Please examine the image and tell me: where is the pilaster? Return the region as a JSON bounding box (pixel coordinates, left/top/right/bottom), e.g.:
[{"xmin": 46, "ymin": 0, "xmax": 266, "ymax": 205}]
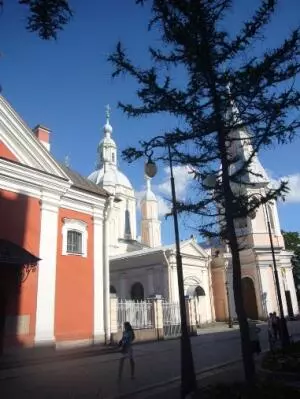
[
  {"xmin": 93, "ymin": 209, "xmax": 105, "ymax": 342},
  {"xmin": 35, "ymin": 193, "xmax": 60, "ymax": 344}
]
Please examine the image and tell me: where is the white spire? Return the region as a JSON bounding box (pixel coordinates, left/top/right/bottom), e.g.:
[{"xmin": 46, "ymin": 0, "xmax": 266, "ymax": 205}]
[
  {"xmin": 143, "ymin": 175, "xmax": 157, "ymax": 201},
  {"xmin": 103, "ymin": 104, "xmax": 113, "ymax": 136},
  {"xmin": 141, "ymin": 175, "xmax": 161, "ymax": 248},
  {"xmin": 225, "ymin": 84, "xmax": 269, "ymax": 185}
]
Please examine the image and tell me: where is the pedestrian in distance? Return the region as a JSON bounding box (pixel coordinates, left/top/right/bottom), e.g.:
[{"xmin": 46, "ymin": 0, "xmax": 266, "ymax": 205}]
[
  {"xmin": 118, "ymin": 321, "xmax": 135, "ymax": 382},
  {"xmin": 268, "ymin": 312, "xmax": 276, "ymax": 351},
  {"xmin": 248, "ymin": 318, "xmax": 261, "ymax": 355}
]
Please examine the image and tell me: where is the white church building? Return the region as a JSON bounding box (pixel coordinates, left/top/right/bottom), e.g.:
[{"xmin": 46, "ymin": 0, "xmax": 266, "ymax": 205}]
[
  {"xmin": 88, "ymin": 107, "xmax": 299, "ymax": 324},
  {"xmin": 0, "ymin": 94, "xmax": 298, "ymax": 353}
]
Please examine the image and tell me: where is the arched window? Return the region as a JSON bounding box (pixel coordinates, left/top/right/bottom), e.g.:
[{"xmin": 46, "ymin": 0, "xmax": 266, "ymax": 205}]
[
  {"xmin": 131, "ymin": 282, "xmax": 144, "ymax": 301},
  {"xmin": 112, "ymin": 152, "xmax": 115, "ymax": 163},
  {"xmin": 62, "ymin": 219, "xmax": 88, "ymax": 257},
  {"xmin": 195, "ymin": 286, "xmax": 205, "ymax": 297},
  {"xmin": 67, "ymin": 230, "xmax": 82, "ymax": 254}
]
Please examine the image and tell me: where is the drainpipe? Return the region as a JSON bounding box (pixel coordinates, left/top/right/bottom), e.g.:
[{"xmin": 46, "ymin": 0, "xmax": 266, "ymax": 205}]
[{"xmin": 103, "ymin": 194, "xmax": 115, "ymax": 344}]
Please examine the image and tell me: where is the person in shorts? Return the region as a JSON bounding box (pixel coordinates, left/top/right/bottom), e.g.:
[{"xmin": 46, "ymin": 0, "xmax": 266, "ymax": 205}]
[{"xmin": 118, "ymin": 321, "xmax": 135, "ymax": 381}]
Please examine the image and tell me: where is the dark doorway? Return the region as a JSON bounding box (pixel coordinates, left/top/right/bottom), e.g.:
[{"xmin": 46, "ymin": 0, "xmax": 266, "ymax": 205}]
[
  {"xmin": 110, "ymin": 285, "xmax": 117, "ymax": 295},
  {"xmin": 0, "ymin": 263, "xmax": 21, "ymax": 353},
  {"xmin": 242, "ymin": 277, "xmax": 258, "ymax": 320},
  {"xmin": 285, "ymin": 290, "xmax": 294, "ymax": 319},
  {"xmin": 0, "ymin": 292, "xmax": 6, "ymax": 354},
  {"xmin": 131, "ymin": 282, "xmax": 144, "ymax": 301}
]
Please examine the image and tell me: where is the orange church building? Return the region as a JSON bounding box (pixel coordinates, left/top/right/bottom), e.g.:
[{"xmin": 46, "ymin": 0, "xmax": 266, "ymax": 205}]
[{"xmin": 0, "ymin": 95, "xmax": 112, "ymax": 353}]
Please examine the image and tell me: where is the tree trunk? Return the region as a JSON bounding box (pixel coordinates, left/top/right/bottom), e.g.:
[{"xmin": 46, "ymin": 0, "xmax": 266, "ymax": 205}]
[{"xmin": 228, "ymin": 224, "xmax": 256, "ymax": 386}]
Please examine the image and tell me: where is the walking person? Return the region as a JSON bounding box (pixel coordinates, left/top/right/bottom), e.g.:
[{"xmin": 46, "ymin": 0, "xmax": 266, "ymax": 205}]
[
  {"xmin": 248, "ymin": 318, "xmax": 261, "ymax": 355},
  {"xmin": 271, "ymin": 312, "xmax": 279, "ymax": 341},
  {"xmin": 118, "ymin": 321, "xmax": 135, "ymax": 382},
  {"xmin": 268, "ymin": 313, "xmax": 275, "ymax": 351}
]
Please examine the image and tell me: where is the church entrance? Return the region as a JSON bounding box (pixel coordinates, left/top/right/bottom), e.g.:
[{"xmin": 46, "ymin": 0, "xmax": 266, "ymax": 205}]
[
  {"xmin": 241, "ymin": 277, "xmax": 258, "ymax": 320},
  {"xmin": 131, "ymin": 282, "xmax": 144, "ymax": 301},
  {"xmin": 0, "ymin": 263, "xmax": 21, "ymax": 354}
]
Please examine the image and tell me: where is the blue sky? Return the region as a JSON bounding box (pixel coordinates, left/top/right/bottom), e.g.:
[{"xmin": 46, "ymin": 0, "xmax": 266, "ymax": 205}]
[{"xmin": 1, "ymin": 0, "xmax": 300, "ymax": 244}]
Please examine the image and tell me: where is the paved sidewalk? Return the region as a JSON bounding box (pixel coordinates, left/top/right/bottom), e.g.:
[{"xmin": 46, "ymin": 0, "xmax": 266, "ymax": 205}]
[
  {"xmin": 0, "ymin": 321, "xmax": 299, "ymax": 399},
  {"xmin": 0, "ymin": 322, "xmax": 239, "ymax": 370},
  {"xmin": 134, "ymin": 360, "xmax": 245, "ymax": 399}
]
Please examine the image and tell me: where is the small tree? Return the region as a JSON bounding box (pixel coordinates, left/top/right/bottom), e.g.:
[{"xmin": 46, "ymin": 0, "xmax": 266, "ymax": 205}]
[
  {"xmin": 109, "ymin": 0, "xmax": 300, "ymax": 388},
  {"xmin": 283, "ymin": 231, "xmax": 300, "ymax": 301},
  {"xmin": 0, "ymin": 0, "xmax": 72, "ymax": 40}
]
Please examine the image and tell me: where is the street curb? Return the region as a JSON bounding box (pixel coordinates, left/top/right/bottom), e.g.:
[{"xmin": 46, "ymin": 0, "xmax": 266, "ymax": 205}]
[
  {"xmin": 0, "ymin": 327, "xmax": 240, "ymax": 372},
  {"xmin": 108, "ymin": 348, "xmax": 272, "ymax": 399},
  {"xmin": 108, "ymin": 358, "xmax": 243, "ymax": 399}
]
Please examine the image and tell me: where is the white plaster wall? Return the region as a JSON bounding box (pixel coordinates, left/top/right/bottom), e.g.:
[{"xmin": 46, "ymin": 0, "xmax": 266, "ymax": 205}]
[
  {"xmin": 182, "ymin": 264, "xmax": 213, "ymax": 323},
  {"xmin": 93, "ymin": 212, "xmax": 104, "ymax": 340},
  {"xmin": 285, "ymin": 268, "xmax": 299, "ymax": 316},
  {"xmin": 35, "ymin": 195, "xmax": 59, "ymax": 344},
  {"xmin": 110, "ymin": 265, "xmax": 164, "ymax": 299},
  {"xmin": 259, "ymin": 266, "xmax": 278, "ymax": 315},
  {"xmin": 278, "ymin": 268, "xmax": 288, "ymax": 316}
]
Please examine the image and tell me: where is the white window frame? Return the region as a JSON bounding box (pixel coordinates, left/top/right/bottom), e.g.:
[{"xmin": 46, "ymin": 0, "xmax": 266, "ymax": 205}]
[{"xmin": 62, "ymin": 219, "xmax": 88, "ymax": 257}]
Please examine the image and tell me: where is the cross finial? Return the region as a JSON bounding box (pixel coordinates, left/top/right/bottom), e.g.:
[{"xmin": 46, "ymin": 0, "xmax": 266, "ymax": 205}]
[
  {"xmin": 105, "ymin": 104, "xmax": 111, "ymax": 123},
  {"xmin": 64, "ymin": 155, "xmax": 70, "ymax": 167}
]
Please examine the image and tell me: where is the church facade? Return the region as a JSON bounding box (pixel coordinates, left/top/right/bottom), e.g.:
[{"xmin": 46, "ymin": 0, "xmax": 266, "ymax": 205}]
[{"xmin": 0, "ymin": 94, "xmax": 298, "ymax": 353}]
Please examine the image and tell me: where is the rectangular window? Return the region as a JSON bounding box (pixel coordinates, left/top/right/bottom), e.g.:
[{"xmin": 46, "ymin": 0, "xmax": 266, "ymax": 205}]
[{"xmin": 67, "ymin": 230, "xmax": 82, "ymax": 254}]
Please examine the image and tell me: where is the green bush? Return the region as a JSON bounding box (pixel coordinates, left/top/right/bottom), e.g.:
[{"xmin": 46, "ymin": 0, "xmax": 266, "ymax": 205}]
[{"xmin": 262, "ymin": 340, "xmax": 300, "ymax": 373}]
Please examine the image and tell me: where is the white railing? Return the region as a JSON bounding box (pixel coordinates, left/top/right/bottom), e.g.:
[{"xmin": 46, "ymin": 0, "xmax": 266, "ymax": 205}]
[
  {"xmin": 162, "ymin": 301, "xmax": 181, "ymax": 338},
  {"xmin": 117, "ymin": 300, "xmax": 154, "ymax": 330}
]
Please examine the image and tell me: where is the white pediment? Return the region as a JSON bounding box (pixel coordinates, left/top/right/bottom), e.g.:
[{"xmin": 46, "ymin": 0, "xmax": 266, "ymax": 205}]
[
  {"xmin": 0, "ymin": 95, "xmax": 68, "ymax": 179},
  {"xmin": 180, "ymin": 240, "xmax": 209, "ymax": 259}
]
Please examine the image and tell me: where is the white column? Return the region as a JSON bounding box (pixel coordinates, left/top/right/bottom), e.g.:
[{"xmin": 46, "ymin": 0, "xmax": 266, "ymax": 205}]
[
  {"xmin": 35, "ymin": 194, "xmax": 59, "ymax": 344},
  {"xmin": 147, "ymin": 268, "xmax": 154, "ymax": 296},
  {"xmin": 171, "ymin": 265, "xmax": 179, "ymax": 302},
  {"xmin": 120, "ymin": 272, "xmax": 127, "ymax": 299},
  {"xmin": 93, "ymin": 210, "xmax": 104, "ymax": 342},
  {"xmin": 278, "ymin": 268, "xmax": 288, "ymax": 316},
  {"xmin": 103, "ymin": 214, "xmax": 110, "ymax": 342},
  {"xmin": 286, "ymin": 268, "xmax": 299, "ymax": 315}
]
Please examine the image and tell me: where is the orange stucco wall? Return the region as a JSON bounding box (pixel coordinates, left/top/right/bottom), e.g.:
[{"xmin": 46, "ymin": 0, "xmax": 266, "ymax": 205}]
[
  {"xmin": 0, "ymin": 141, "xmax": 19, "ymax": 162},
  {"xmin": 0, "ymin": 189, "xmax": 40, "ymax": 347},
  {"xmin": 55, "ymin": 208, "xmax": 94, "ymax": 342},
  {"xmin": 211, "ymin": 269, "xmax": 227, "ymax": 321}
]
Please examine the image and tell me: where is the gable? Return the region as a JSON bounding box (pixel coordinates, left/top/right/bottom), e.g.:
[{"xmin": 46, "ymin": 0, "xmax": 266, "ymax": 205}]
[
  {"xmin": 0, "ymin": 95, "xmax": 68, "ymax": 179},
  {"xmin": 180, "ymin": 240, "xmax": 209, "ymax": 259},
  {"xmin": 0, "ymin": 140, "xmax": 20, "ymax": 163}
]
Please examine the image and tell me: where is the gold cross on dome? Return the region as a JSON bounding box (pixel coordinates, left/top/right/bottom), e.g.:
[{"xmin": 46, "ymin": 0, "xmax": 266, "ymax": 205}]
[{"xmin": 105, "ymin": 104, "xmax": 111, "ymax": 123}]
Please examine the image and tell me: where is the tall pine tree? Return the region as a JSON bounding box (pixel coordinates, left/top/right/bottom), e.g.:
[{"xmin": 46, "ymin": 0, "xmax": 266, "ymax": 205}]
[
  {"xmin": 0, "ymin": 0, "xmax": 72, "ymax": 40},
  {"xmin": 109, "ymin": 0, "xmax": 300, "ymax": 388}
]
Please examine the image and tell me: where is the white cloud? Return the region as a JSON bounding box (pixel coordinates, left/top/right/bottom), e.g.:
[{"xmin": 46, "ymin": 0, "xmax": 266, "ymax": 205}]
[
  {"xmin": 135, "ymin": 165, "xmax": 193, "ymax": 218},
  {"xmin": 156, "ymin": 195, "xmax": 171, "ymax": 217},
  {"xmin": 155, "ymin": 165, "xmax": 194, "ymax": 200},
  {"xmin": 271, "ymin": 173, "xmax": 300, "ymax": 203}
]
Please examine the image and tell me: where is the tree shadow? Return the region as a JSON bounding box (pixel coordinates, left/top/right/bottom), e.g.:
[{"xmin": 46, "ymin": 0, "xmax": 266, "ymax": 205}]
[{"xmin": 0, "ymin": 190, "xmax": 40, "ymax": 357}]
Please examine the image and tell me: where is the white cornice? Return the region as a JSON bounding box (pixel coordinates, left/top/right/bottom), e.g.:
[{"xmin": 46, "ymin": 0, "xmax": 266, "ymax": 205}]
[
  {"xmin": 0, "ymin": 95, "xmax": 68, "ymax": 178},
  {"xmin": 0, "ymin": 158, "xmax": 70, "ymax": 195},
  {"xmin": 0, "ymin": 159, "xmax": 107, "ymax": 216}
]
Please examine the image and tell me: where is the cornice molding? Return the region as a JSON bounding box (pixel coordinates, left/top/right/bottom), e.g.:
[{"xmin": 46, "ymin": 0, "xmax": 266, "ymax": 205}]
[{"xmin": 0, "ymin": 96, "xmax": 68, "ymax": 178}]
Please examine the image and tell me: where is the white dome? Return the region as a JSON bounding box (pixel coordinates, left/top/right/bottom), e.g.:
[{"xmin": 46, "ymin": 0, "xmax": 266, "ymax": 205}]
[
  {"xmin": 103, "ymin": 122, "xmax": 113, "ymax": 135},
  {"xmin": 88, "ymin": 167, "xmax": 133, "ymax": 189}
]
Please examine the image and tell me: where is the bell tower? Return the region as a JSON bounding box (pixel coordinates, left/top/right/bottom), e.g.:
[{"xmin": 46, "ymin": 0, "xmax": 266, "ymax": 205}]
[{"xmin": 140, "ymin": 176, "xmax": 161, "ymax": 248}]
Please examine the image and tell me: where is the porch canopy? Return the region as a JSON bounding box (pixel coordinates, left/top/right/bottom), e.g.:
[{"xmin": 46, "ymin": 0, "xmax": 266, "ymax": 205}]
[{"xmin": 0, "ymin": 239, "xmax": 40, "ymax": 265}]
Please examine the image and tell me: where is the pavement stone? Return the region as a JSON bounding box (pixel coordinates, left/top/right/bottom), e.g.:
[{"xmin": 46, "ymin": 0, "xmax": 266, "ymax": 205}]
[{"xmin": 0, "ymin": 321, "xmax": 299, "ymax": 399}]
